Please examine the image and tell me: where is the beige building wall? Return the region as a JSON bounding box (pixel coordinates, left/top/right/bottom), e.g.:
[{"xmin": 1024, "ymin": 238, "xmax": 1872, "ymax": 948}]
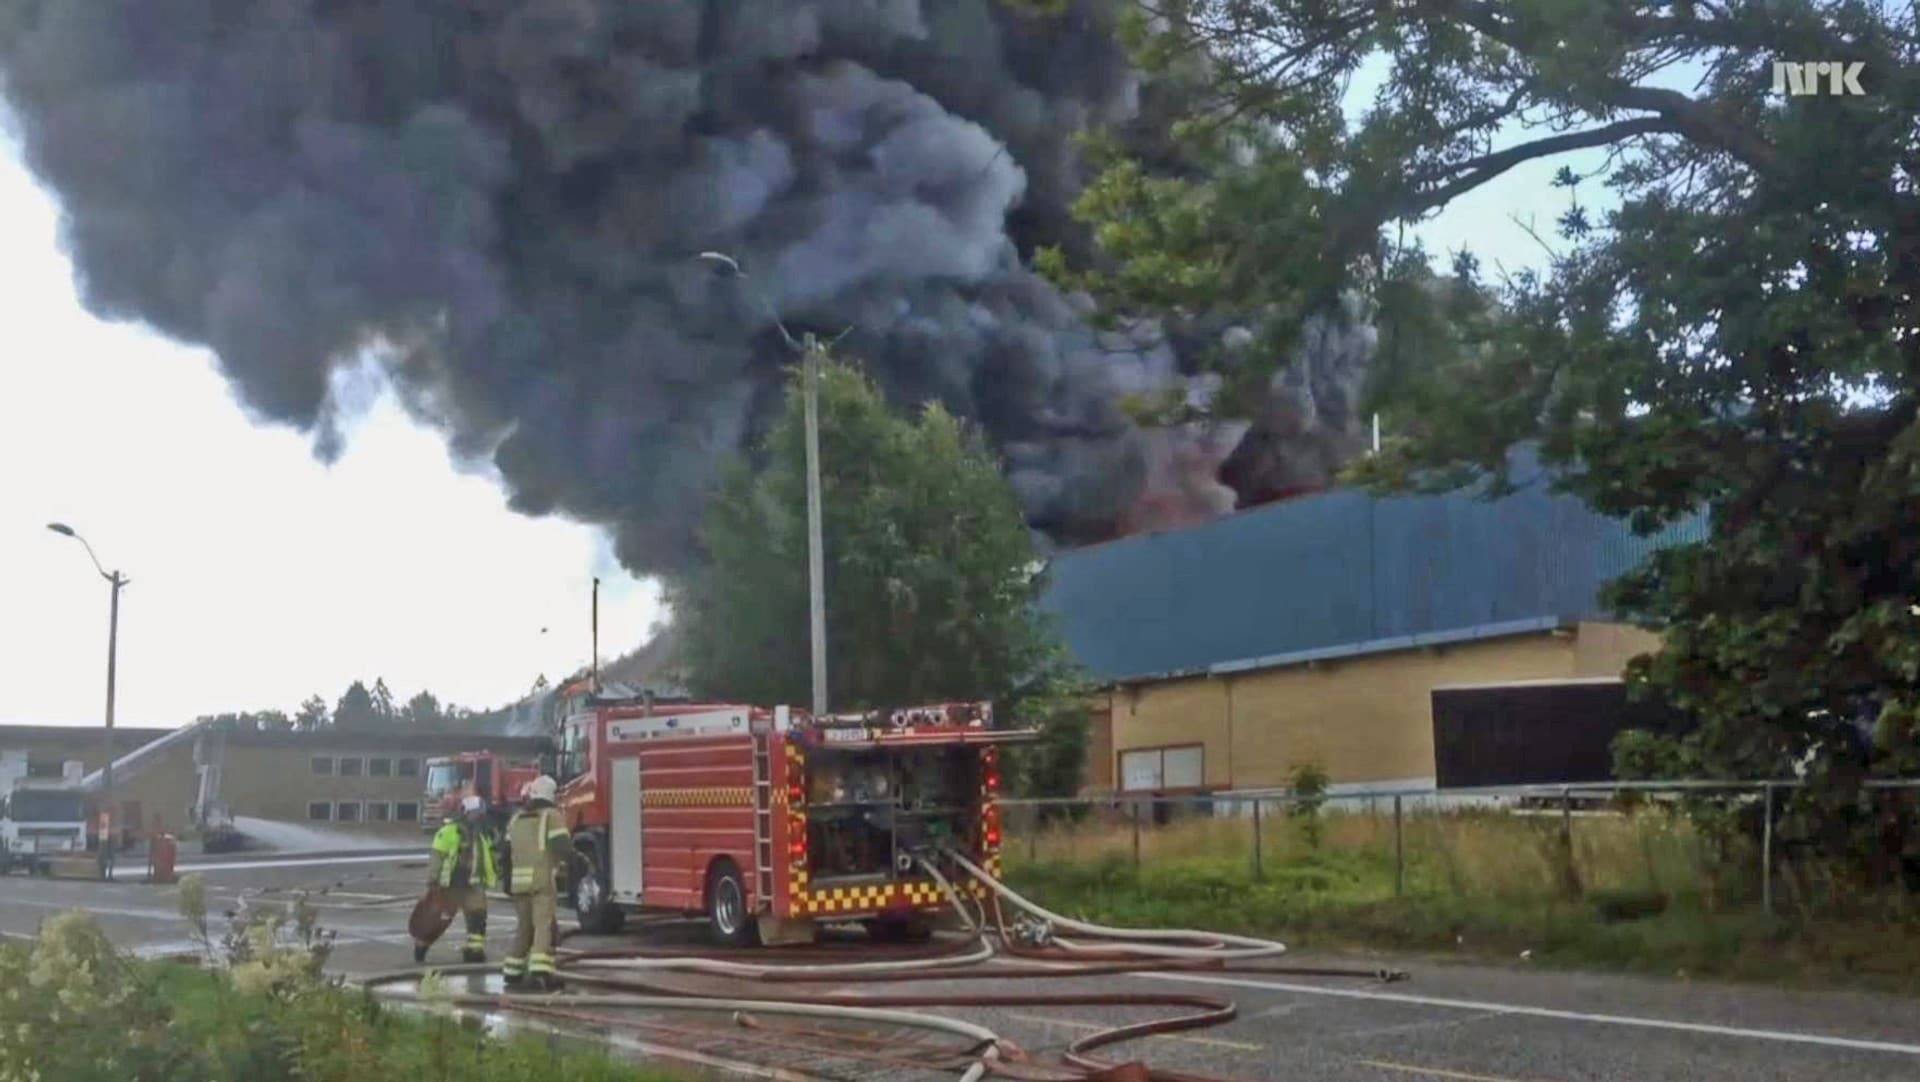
[
  {"xmin": 1101, "ymin": 621, "xmax": 1662, "ymax": 793},
  {"xmin": 0, "ymin": 729, "xmax": 197, "ymax": 836},
  {"xmin": 220, "ymin": 744, "xmax": 433, "ymax": 837},
  {"xmin": 1571, "ymin": 620, "xmax": 1662, "ymax": 677},
  {"xmin": 1, "ymin": 727, "xmax": 545, "ymax": 839}
]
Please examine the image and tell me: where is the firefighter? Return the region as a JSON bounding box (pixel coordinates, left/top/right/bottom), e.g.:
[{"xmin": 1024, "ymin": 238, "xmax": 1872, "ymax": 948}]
[
  {"xmin": 503, "ymin": 775, "xmax": 571, "ymax": 990},
  {"xmin": 417, "ymin": 794, "xmax": 498, "ymax": 964}
]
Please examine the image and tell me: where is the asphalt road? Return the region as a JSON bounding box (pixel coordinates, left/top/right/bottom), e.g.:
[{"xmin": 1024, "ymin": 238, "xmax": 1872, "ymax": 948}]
[{"xmin": 2, "ymin": 854, "xmax": 1917, "ymax": 1081}]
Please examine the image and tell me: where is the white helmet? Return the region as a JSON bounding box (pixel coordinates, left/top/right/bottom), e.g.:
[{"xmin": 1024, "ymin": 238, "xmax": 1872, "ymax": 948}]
[{"xmin": 524, "ymin": 775, "xmax": 558, "ymax": 804}]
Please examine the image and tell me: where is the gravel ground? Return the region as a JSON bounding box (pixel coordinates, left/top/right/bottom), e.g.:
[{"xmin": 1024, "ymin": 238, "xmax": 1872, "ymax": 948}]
[{"xmin": 2, "ymin": 855, "xmax": 1917, "ymax": 1081}]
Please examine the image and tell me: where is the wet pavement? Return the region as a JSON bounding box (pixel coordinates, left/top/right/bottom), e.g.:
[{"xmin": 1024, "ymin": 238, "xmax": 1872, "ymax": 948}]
[{"xmin": 2, "ymin": 854, "xmax": 1918, "ymax": 1081}]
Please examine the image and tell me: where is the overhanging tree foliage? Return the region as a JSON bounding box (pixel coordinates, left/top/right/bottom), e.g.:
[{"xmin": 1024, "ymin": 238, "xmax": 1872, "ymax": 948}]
[
  {"xmin": 669, "ymin": 358, "xmax": 1089, "ymax": 797},
  {"xmin": 1030, "ymin": 1, "xmax": 1920, "ymax": 804}
]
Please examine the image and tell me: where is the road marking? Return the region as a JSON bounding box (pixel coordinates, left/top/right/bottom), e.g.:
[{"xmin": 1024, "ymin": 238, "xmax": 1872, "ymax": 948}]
[
  {"xmin": 432, "ymin": 999, "xmax": 817, "ymax": 1081},
  {"xmin": 154, "ymin": 853, "xmax": 421, "ymax": 874},
  {"xmin": 3, "ymin": 897, "xmax": 186, "ymax": 923},
  {"xmin": 1139, "ymin": 973, "xmax": 1920, "ymax": 1057},
  {"xmin": 1333, "ymin": 1009, "xmax": 1509, "ymax": 1042},
  {"xmin": 1004, "ymin": 1013, "xmax": 1264, "ymax": 1052},
  {"xmin": 1355, "ymin": 1059, "xmax": 1553, "ymax": 1082}
]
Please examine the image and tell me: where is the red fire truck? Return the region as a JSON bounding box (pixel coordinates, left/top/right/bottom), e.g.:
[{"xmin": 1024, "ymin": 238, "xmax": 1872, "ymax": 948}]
[
  {"xmin": 553, "ymin": 697, "xmax": 1029, "ymax": 945},
  {"xmin": 421, "ymin": 750, "xmax": 544, "ymax": 833}
]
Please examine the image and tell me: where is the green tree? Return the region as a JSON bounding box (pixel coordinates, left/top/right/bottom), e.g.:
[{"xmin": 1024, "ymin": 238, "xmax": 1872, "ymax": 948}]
[
  {"xmin": 370, "ymin": 678, "xmax": 398, "ymax": 726},
  {"xmin": 1035, "ymin": 3, "xmax": 1920, "ymax": 801},
  {"xmin": 193, "ymin": 710, "xmax": 288, "ymax": 733},
  {"xmin": 251, "ymin": 710, "xmax": 292, "ymax": 733},
  {"xmin": 333, "ymin": 681, "xmax": 378, "ymax": 731},
  {"xmin": 404, "ymin": 690, "xmax": 444, "ymax": 730},
  {"xmin": 669, "ymin": 356, "xmax": 1089, "ymax": 796},
  {"xmin": 294, "ymin": 695, "xmax": 330, "ymax": 732}
]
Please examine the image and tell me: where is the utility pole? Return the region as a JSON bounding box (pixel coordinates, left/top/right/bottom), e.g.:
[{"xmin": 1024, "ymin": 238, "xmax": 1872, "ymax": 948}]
[
  {"xmin": 802, "ymin": 334, "xmax": 828, "ymax": 717},
  {"xmin": 696, "ymin": 251, "xmax": 831, "ymax": 717},
  {"xmin": 103, "ymin": 569, "xmax": 123, "ymax": 819},
  {"xmin": 46, "ymin": 523, "xmax": 126, "ymax": 876},
  {"xmin": 591, "ymin": 576, "xmax": 600, "ymax": 696}
]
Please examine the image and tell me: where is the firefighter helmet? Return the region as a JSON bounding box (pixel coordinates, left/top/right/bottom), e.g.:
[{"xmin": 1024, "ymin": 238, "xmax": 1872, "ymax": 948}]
[{"xmin": 523, "ymin": 775, "xmax": 558, "ymax": 804}]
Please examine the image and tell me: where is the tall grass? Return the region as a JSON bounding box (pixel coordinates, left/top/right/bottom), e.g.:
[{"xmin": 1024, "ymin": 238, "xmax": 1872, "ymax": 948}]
[
  {"xmin": 1009, "ymin": 803, "xmax": 1741, "ymax": 908},
  {"xmin": 1001, "ymin": 802, "xmax": 1920, "ymax": 987}
]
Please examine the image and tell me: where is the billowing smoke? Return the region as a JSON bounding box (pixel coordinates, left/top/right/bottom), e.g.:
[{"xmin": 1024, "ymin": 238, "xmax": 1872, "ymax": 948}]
[{"xmin": 0, "ymin": 0, "xmax": 1371, "ymax": 574}]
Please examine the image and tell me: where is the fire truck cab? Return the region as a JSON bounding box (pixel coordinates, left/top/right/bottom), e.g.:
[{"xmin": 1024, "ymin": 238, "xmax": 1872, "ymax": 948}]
[
  {"xmin": 556, "ymin": 697, "xmax": 1028, "ymax": 945},
  {"xmin": 422, "ymin": 751, "xmax": 543, "ymax": 833}
]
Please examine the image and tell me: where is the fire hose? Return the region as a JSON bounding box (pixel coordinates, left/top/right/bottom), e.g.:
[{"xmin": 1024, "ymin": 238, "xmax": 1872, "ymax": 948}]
[
  {"xmin": 938, "ymin": 848, "xmax": 1288, "ymax": 962},
  {"xmin": 364, "ymin": 850, "xmax": 1400, "ymax": 1082}
]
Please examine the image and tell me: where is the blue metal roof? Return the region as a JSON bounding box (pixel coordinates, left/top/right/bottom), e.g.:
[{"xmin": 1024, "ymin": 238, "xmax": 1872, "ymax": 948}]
[{"xmin": 1038, "ymin": 455, "xmax": 1706, "ymax": 683}]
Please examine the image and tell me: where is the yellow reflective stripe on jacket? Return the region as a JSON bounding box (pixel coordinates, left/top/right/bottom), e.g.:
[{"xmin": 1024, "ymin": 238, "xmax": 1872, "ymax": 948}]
[
  {"xmin": 431, "ymin": 823, "xmax": 498, "ymax": 889},
  {"xmin": 507, "ymin": 808, "xmax": 554, "ymax": 894}
]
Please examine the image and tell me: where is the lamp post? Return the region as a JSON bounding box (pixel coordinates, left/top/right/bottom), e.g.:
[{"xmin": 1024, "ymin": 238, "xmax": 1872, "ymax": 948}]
[
  {"xmin": 46, "ymin": 522, "xmax": 127, "ymax": 872},
  {"xmin": 696, "ymin": 252, "xmax": 828, "ymax": 717}
]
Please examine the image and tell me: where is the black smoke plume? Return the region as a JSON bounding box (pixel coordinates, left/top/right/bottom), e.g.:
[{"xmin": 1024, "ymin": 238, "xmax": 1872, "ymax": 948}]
[{"xmin": 0, "ymin": 0, "xmax": 1371, "ymax": 574}]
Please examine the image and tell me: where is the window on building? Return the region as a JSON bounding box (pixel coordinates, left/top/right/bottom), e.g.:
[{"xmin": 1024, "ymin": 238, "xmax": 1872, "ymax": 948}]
[
  {"xmin": 397, "ymin": 758, "xmax": 420, "ymax": 778},
  {"xmin": 307, "ymin": 802, "xmax": 332, "ymax": 821},
  {"xmin": 1164, "ymin": 746, "xmax": 1203, "ymax": 789},
  {"xmin": 338, "ymin": 756, "xmax": 364, "ymax": 777},
  {"xmin": 310, "ymin": 756, "xmax": 334, "ymax": 776},
  {"xmin": 368, "ymin": 757, "xmax": 392, "ymax": 778},
  {"xmin": 366, "ymin": 801, "xmax": 392, "ymax": 823},
  {"xmin": 1118, "ymin": 745, "xmax": 1205, "ymax": 792},
  {"xmin": 393, "ymin": 802, "xmax": 420, "ymax": 823},
  {"xmin": 25, "ymin": 758, "xmax": 65, "ymax": 779},
  {"xmin": 335, "ymin": 801, "xmax": 362, "ymax": 823}
]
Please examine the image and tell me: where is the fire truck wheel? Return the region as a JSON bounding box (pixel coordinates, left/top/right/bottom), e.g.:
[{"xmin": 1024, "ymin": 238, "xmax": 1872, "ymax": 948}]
[
  {"xmin": 571, "ymin": 843, "xmax": 625, "ymax": 935},
  {"xmin": 705, "ymin": 860, "xmax": 759, "ymax": 948}
]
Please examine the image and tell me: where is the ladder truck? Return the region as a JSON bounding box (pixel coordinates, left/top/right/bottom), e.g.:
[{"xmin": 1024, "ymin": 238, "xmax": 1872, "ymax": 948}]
[{"xmin": 552, "ymin": 696, "xmax": 1030, "ymax": 946}]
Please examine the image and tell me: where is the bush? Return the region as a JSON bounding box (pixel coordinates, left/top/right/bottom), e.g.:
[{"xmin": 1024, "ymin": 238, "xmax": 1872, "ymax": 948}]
[
  {"xmin": 0, "ymin": 911, "xmax": 199, "ymax": 1082},
  {"xmin": 1287, "ymin": 763, "xmax": 1330, "ymax": 849},
  {"xmin": 0, "ymin": 911, "xmax": 677, "ymax": 1082}
]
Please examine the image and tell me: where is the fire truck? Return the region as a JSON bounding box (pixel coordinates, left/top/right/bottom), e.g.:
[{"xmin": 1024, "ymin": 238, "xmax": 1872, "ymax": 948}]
[
  {"xmin": 421, "ymin": 750, "xmax": 544, "ymax": 833},
  {"xmin": 553, "ymin": 696, "xmax": 1029, "ymax": 945}
]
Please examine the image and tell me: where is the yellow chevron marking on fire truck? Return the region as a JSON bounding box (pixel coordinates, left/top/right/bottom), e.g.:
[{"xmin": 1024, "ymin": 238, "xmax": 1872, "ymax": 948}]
[
  {"xmin": 785, "ymin": 874, "xmax": 992, "ymax": 916},
  {"xmin": 640, "ymin": 787, "xmax": 754, "ymax": 808}
]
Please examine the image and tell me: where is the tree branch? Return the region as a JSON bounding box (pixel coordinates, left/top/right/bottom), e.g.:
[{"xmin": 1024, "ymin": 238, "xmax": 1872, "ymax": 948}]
[
  {"xmin": 1397, "ymin": 117, "xmax": 1679, "ymax": 218},
  {"xmin": 1443, "ymin": 0, "xmax": 1781, "ymax": 174},
  {"xmin": 1602, "ymin": 84, "xmax": 1778, "ymax": 173}
]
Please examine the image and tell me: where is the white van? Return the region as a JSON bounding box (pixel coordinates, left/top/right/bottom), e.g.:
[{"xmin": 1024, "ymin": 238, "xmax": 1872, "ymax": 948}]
[{"xmin": 0, "ymin": 785, "xmax": 88, "ymax": 875}]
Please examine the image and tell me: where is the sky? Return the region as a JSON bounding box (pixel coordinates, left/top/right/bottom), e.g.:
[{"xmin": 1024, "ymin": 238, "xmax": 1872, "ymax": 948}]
[
  {"xmin": 0, "ymin": 47, "xmax": 1643, "ymax": 731},
  {"xmin": 0, "ymin": 140, "xmax": 662, "ymax": 729}
]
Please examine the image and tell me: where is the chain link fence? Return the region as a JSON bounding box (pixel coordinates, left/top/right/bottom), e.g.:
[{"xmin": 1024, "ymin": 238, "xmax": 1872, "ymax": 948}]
[{"xmin": 999, "ymin": 780, "xmax": 1920, "ymax": 917}]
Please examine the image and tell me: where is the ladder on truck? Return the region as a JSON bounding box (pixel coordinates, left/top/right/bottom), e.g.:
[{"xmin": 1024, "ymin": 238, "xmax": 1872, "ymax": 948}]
[{"xmin": 751, "ymin": 732, "xmax": 774, "ymax": 906}]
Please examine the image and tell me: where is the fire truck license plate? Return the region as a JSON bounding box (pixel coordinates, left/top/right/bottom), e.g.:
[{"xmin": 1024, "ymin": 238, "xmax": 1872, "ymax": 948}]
[{"xmin": 822, "ymin": 727, "xmax": 872, "ymax": 743}]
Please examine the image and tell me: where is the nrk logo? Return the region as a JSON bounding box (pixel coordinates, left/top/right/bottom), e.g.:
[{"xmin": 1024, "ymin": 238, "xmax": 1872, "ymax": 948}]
[{"xmin": 1772, "ymin": 61, "xmax": 1865, "ymax": 97}]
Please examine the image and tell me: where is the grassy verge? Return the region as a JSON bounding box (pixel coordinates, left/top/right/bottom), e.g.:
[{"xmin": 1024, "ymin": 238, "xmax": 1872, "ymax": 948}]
[
  {"xmin": 0, "ymin": 911, "xmax": 675, "ymax": 1082},
  {"xmin": 1003, "ymin": 809, "xmax": 1920, "ymax": 991}
]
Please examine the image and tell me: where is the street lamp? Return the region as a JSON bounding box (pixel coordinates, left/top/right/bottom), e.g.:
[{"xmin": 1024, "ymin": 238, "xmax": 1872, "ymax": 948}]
[
  {"xmin": 46, "ymin": 522, "xmax": 127, "ymax": 872},
  {"xmin": 696, "ymin": 252, "xmax": 829, "ymax": 717}
]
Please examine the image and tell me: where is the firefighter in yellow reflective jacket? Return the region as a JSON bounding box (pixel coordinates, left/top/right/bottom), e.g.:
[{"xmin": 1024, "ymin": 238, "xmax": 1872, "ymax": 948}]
[
  {"xmin": 503, "ymin": 775, "xmax": 571, "ymax": 990},
  {"xmin": 417, "ymin": 794, "xmax": 499, "ymax": 964}
]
